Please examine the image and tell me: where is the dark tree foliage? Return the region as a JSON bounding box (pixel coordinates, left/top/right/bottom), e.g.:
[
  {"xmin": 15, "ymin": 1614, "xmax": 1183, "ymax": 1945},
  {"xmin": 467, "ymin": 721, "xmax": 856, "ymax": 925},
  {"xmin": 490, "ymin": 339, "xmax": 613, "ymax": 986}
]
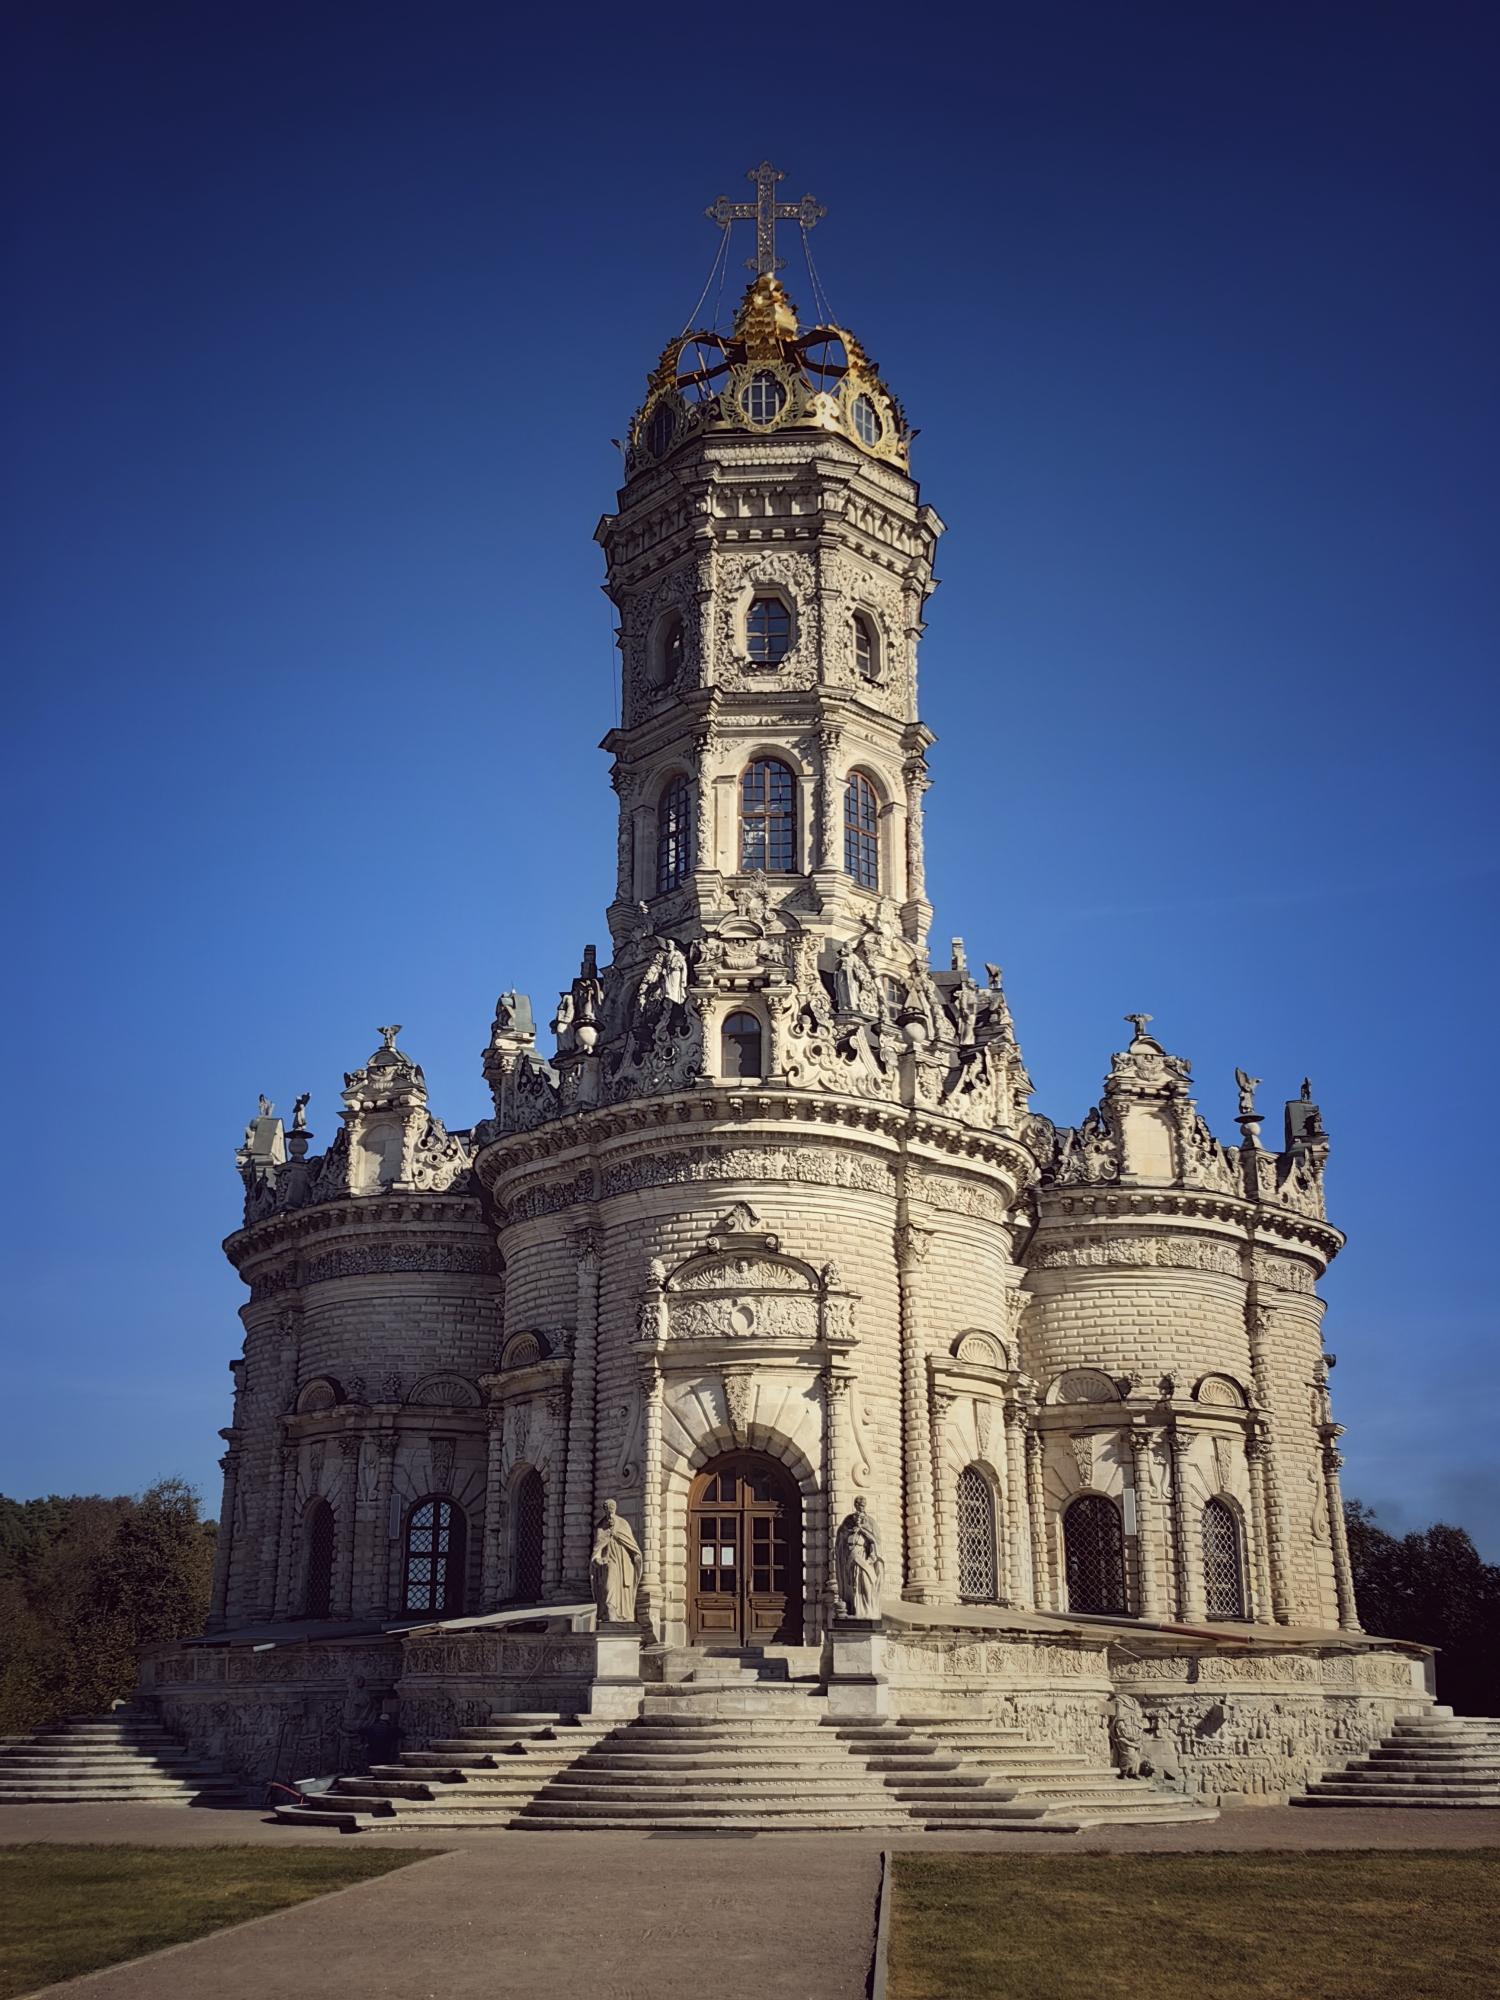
[
  {"xmin": 1345, "ymin": 1499, "xmax": 1500, "ymax": 1716},
  {"xmin": 0, "ymin": 1481, "xmax": 215, "ymax": 1735}
]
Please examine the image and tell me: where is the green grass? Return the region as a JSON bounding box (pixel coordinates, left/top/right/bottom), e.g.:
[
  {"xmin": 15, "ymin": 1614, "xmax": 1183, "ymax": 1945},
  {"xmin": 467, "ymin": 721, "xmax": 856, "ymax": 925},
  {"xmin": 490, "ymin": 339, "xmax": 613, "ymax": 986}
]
[
  {"xmin": 0, "ymin": 1843, "xmax": 440, "ymax": 1997},
  {"xmin": 888, "ymin": 1850, "xmax": 1500, "ymax": 2000}
]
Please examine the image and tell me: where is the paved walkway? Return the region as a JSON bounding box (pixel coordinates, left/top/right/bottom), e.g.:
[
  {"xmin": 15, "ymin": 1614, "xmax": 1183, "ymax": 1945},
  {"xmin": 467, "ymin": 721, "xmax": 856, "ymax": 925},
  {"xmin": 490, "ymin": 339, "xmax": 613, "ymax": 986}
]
[{"xmin": 4, "ymin": 1804, "xmax": 1497, "ymax": 1999}]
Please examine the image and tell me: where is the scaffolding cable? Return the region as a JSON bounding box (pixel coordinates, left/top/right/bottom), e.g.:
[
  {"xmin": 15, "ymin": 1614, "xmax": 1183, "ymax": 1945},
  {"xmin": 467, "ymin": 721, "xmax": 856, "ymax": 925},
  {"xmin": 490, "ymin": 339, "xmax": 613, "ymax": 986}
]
[
  {"xmin": 680, "ymin": 224, "xmax": 731, "ymax": 337},
  {"xmin": 801, "ymin": 222, "xmax": 835, "ymax": 326}
]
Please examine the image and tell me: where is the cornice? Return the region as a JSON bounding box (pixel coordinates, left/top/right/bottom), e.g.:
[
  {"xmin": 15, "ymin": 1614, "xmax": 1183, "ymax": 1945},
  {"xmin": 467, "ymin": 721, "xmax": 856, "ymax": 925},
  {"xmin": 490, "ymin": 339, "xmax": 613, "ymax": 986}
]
[
  {"xmin": 476, "ymin": 1087, "xmax": 1034, "ymax": 1195},
  {"xmin": 1033, "ymin": 1185, "xmax": 1343, "ymax": 1261},
  {"xmin": 224, "ymin": 1191, "xmax": 490, "ymax": 1273}
]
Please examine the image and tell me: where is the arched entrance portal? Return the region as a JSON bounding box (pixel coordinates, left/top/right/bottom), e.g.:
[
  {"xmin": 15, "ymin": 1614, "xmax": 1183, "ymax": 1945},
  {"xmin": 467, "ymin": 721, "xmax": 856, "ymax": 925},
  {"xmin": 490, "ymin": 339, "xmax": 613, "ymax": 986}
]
[{"xmin": 688, "ymin": 1451, "xmax": 803, "ymax": 1645}]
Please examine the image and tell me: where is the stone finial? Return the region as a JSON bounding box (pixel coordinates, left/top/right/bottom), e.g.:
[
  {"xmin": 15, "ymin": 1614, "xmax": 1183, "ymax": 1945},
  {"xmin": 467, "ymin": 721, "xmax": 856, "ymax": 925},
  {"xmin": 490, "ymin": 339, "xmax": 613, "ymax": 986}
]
[{"xmin": 1124, "ymin": 1012, "xmax": 1153, "ymax": 1043}]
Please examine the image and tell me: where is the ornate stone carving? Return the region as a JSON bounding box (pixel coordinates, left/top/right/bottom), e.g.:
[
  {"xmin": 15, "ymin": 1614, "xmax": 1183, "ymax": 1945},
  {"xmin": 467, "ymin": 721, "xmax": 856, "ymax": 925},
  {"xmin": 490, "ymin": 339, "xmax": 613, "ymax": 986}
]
[
  {"xmin": 1032, "ymin": 1235, "xmax": 1242, "ymax": 1278},
  {"xmin": 721, "ymin": 1368, "xmax": 754, "ymax": 1443}
]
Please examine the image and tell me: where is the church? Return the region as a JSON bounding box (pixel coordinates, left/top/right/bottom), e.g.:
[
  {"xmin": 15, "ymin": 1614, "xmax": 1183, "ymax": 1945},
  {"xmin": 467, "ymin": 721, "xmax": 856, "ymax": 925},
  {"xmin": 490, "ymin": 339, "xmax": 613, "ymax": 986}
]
[{"xmin": 141, "ymin": 166, "xmax": 1432, "ymax": 1829}]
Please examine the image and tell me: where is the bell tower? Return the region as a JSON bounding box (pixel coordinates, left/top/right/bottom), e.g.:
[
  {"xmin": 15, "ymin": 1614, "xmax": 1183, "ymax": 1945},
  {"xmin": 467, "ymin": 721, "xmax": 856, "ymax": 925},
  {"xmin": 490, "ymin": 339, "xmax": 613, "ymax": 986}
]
[{"xmin": 597, "ymin": 166, "xmax": 945, "ymax": 969}]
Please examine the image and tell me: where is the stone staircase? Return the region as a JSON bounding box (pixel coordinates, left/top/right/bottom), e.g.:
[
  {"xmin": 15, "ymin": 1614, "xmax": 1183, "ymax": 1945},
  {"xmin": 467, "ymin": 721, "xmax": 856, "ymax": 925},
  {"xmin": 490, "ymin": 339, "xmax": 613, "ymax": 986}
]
[
  {"xmin": 0, "ymin": 1702, "xmax": 241, "ymax": 1806},
  {"xmin": 271, "ymin": 1712, "xmax": 620, "ymax": 1831},
  {"xmin": 1294, "ymin": 1707, "xmax": 1500, "ymax": 1809},
  {"xmin": 514, "ymin": 1650, "xmax": 1215, "ymax": 1833}
]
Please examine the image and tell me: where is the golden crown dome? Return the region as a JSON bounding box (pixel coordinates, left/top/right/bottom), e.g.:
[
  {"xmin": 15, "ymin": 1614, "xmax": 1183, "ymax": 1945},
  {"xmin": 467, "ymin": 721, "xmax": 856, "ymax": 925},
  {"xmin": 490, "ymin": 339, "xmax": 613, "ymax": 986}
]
[{"xmin": 628, "ymin": 272, "xmax": 911, "ymax": 476}]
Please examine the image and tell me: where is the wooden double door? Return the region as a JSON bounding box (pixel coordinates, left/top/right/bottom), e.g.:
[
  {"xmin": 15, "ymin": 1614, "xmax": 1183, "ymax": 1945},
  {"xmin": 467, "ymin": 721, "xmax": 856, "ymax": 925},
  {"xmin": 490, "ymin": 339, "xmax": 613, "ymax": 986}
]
[{"xmin": 688, "ymin": 1451, "xmax": 803, "ymax": 1645}]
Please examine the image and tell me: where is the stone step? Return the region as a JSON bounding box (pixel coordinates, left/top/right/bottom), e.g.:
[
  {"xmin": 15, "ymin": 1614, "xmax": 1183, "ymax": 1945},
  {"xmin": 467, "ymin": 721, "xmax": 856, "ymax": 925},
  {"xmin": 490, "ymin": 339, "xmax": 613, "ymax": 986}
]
[
  {"xmin": 1295, "ymin": 1790, "xmax": 1500, "ymax": 1809},
  {"xmin": 0, "ymin": 1751, "xmax": 209, "ymax": 1770},
  {"xmin": 521, "ymin": 1799, "xmax": 916, "ymax": 1826},
  {"xmin": 1344, "ymin": 1776, "xmax": 1500, "ymax": 1792},
  {"xmin": 1305, "ymin": 1779, "xmax": 1500, "ymax": 1802}
]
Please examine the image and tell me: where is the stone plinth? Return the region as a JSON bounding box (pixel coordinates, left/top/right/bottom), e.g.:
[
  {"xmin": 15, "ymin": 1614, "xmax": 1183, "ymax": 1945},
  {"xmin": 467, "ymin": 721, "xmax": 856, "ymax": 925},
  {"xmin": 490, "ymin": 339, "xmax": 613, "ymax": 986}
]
[
  {"xmin": 588, "ymin": 1624, "xmax": 645, "ymax": 1718},
  {"xmin": 824, "ymin": 1617, "xmax": 890, "ymax": 1718}
]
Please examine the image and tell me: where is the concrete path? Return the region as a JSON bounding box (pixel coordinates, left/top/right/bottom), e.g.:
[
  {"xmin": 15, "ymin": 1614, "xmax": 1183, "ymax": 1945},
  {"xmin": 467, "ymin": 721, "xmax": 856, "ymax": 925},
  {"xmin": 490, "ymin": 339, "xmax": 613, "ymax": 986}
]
[{"xmin": 5, "ymin": 1804, "xmax": 1498, "ymax": 1999}]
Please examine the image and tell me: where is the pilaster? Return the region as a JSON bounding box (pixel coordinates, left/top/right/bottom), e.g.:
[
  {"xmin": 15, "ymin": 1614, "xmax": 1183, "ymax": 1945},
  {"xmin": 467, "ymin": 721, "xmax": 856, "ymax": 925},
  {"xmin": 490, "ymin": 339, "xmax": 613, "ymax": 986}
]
[
  {"xmin": 1003, "ymin": 1400, "xmax": 1032, "ymax": 1609},
  {"xmin": 896, "ymin": 1218, "xmax": 937, "ymax": 1598},
  {"xmin": 1127, "ymin": 1424, "xmax": 1167, "ymax": 1621},
  {"xmin": 561, "ymin": 1228, "xmax": 601, "ymax": 1590},
  {"xmin": 1169, "ymin": 1426, "xmax": 1206, "ymax": 1622}
]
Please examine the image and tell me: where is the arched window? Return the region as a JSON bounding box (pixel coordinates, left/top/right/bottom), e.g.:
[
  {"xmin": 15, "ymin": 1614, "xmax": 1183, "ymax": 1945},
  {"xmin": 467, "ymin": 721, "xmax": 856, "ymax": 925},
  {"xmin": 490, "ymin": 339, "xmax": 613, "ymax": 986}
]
[
  {"xmin": 1202, "ymin": 1497, "xmax": 1247, "ymax": 1620},
  {"xmin": 401, "ymin": 1497, "xmax": 467, "ymax": 1617},
  {"xmin": 843, "ymin": 771, "xmax": 880, "ymax": 890},
  {"xmin": 513, "ymin": 1468, "xmax": 545, "ymax": 1602},
  {"xmin": 745, "ymin": 596, "xmax": 791, "ymax": 665},
  {"xmin": 656, "ymin": 774, "xmax": 693, "ymax": 893},
  {"xmin": 853, "ymin": 613, "xmax": 878, "ymax": 680},
  {"xmin": 1063, "ymin": 1493, "xmax": 1128, "ymax": 1615},
  {"xmin": 740, "ymin": 759, "xmax": 797, "ymax": 873},
  {"xmin": 956, "ymin": 1465, "xmax": 998, "ymax": 1602},
  {"xmin": 302, "ymin": 1499, "xmax": 335, "ymax": 1619},
  {"xmin": 721, "ymin": 1011, "xmax": 763, "ymax": 1079}
]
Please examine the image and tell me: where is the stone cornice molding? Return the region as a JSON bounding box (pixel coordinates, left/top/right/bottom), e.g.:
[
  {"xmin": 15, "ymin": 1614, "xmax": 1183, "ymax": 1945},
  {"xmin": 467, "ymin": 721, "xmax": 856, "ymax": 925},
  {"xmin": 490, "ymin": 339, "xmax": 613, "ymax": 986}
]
[
  {"xmin": 476, "ymin": 1087, "xmax": 1034, "ymax": 1195},
  {"xmin": 1032, "ymin": 1185, "xmax": 1342, "ymax": 1263},
  {"xmin": 225, "ymin": 1191, "xmax": 491, "ymax": 1274}
]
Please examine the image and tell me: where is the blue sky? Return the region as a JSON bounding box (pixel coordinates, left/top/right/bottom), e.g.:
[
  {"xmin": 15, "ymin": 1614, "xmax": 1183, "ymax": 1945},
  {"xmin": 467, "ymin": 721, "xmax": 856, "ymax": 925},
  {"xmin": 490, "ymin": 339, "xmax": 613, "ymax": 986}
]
[{"xmin": 3, "ymin": 2, "xmax": 1496, "ymax": 1555}]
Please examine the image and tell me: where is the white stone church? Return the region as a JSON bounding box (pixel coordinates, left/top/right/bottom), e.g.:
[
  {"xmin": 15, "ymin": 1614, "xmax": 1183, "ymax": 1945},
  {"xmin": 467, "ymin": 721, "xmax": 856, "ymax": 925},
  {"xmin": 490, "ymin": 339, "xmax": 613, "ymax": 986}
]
[{"xmin": 141, "ymin": 167, "xmax": 1436, "ymax": 1830}]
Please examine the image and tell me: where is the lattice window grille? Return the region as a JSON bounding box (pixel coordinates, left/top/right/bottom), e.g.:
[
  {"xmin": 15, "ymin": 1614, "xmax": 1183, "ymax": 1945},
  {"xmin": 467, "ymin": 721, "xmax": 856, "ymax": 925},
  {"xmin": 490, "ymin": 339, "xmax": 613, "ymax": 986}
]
[
  {"xmin": 1063, "ymin": 1494, "xmax": 1128, "ymax": 1615},
  {"xmin": 1201, "ymin": 1497, "xmax": 1247, "ymax": 1619},
  {"xmin": 303, "ymin": 1501, "xmax": 335, "ymax": 1619},
  {"xmin": 513, "ymin": 1470, "xmax": 545, "ymax": 1602},
  {"xmin": 956, "ymin": 1465, "xmax": 998, "ymax": 1601}
]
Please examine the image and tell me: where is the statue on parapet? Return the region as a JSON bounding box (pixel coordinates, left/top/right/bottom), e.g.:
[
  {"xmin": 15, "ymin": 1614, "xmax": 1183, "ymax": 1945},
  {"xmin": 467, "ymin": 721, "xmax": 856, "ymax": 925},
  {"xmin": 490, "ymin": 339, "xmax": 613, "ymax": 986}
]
[{"xmin": 590, "ymin": 1498, "xmax": 643, "ymax": 1627}]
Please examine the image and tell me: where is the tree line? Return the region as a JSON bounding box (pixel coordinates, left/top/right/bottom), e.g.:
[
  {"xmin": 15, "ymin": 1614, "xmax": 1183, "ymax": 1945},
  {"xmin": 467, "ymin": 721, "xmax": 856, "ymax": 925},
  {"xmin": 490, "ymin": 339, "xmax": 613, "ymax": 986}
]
[
  {"xmin": 1344, "ymin": 1500, "xmax": 1498, "ymax": 1716},
  {"xmin": 0, "ymin": 1480, "xmax": 215, "ymax": 1737}
]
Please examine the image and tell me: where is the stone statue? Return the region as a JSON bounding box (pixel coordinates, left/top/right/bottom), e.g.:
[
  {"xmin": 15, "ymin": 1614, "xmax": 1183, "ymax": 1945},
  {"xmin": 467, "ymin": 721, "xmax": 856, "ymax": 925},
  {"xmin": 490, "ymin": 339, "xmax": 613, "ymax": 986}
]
[
  {"xmin": 834, "ymin": 1496, "xmax": 885, "ymax": 1619},
  {"xmin": 589, "ymin": 1499, "xmax": 643, "ymax": 1626},
  {"xmin": 1110, "ymin": 1696, "xmax": 1147, "ymax": 1779},
  {"xmin": 949, "ymin": 975, "xmax": 979, "ymax": 1047},
  {"xmin": 636, "ymin": 936, "xmax": 688, "ymax": 1020},
  {"xmin": 552, "ymin": 990, "xmax": 576, "ymax": 1052},
  {"xmin": 1234, "ymin": 1067, "xmax": 1263, "ymax": 1118},
  {"xmin": 834, "ymin": 938, "xmax": 880, "ymax": 1018},
  {"xmin": 291, "ymin": 1093, "xmax": 310, "ymax": 1132},
  {"xmin": 1301, "ymin": 1077, "xmax": 1313, "ymax": 1101},
  {"xmin": 257, "ymin": 1094, "xmax": 274, "ymax": 1119}
]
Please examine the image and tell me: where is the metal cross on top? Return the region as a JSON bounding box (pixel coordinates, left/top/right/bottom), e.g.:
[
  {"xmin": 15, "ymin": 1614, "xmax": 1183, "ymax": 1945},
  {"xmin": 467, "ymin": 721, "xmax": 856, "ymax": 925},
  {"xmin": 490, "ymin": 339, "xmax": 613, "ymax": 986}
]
[{"xmin": 706, "ymin": 160, "xmax": 826, "ymax": 276}]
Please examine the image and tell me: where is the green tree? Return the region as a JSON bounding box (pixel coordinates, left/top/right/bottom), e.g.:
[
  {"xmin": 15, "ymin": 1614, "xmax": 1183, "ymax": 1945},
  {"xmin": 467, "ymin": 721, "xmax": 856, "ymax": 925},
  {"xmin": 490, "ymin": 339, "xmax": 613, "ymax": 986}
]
[
  {"xmin": 1345, "ymin": 1499, "xmax": 1500, "ymax": 1716},
  {"xmin": 0, "ymin": 1482, "xmax": 216, "ymax": 1736}
]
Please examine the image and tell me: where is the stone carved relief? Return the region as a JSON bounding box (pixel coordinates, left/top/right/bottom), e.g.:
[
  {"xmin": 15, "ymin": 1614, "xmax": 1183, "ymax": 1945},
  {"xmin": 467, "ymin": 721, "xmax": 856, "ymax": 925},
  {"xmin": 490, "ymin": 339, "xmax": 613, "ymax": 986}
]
[
  {"xmin": 1050, "ymin": 1369, "xmax": 1120, "ymax": 1406},
  {"xmin": 721, "ymin": 1369, "xmax": 754, "ymax": 1443},
  {"xmin": 615, "ymin": 1395, "xmax": 642, "ymax": 1488},
  {"xmin": 1069, "ymin": 1435, "xmax": 1095, "ymax": 1488},
  {"xmin": 1031, "ymin": 1235, "xmax": 1243, "ymax": 1277},
  {"xmin": 673, "ymin": 1257, "xmax": 808, "ymax": 1293},
  {"xmin": 669, "ymin": 1294, "xmax": 819, "ymax": 1342},
  {"xmin": 409, "ymin": 1115, "xmax": 473, "ymax": 1193},
  {"xmin": 599, "ymin": 1145, "xmax": 896, "ymax": 1200}
]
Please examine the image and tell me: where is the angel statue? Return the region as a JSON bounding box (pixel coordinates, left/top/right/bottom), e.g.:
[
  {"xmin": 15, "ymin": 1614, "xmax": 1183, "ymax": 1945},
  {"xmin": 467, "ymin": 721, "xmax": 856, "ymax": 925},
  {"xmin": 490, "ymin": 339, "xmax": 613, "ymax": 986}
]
[{"xmin": 1234, "ymin": 1067, "xmax": 1263, "ymax": 1118}]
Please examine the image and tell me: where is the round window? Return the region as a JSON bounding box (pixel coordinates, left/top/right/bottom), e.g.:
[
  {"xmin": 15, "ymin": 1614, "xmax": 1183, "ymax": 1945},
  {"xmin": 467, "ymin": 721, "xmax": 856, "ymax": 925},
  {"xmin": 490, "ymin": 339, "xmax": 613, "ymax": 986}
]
[
  {"xmin": 852, "ymin": 393, "xmax": 882, "ymax": 447},
  {"xmin": 646, "ymin": 401, "xmax": 677, "ymax": 457},
  {"xmin": 740, "ymin": 370, "xmax": 787, "ymax": 426}
]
